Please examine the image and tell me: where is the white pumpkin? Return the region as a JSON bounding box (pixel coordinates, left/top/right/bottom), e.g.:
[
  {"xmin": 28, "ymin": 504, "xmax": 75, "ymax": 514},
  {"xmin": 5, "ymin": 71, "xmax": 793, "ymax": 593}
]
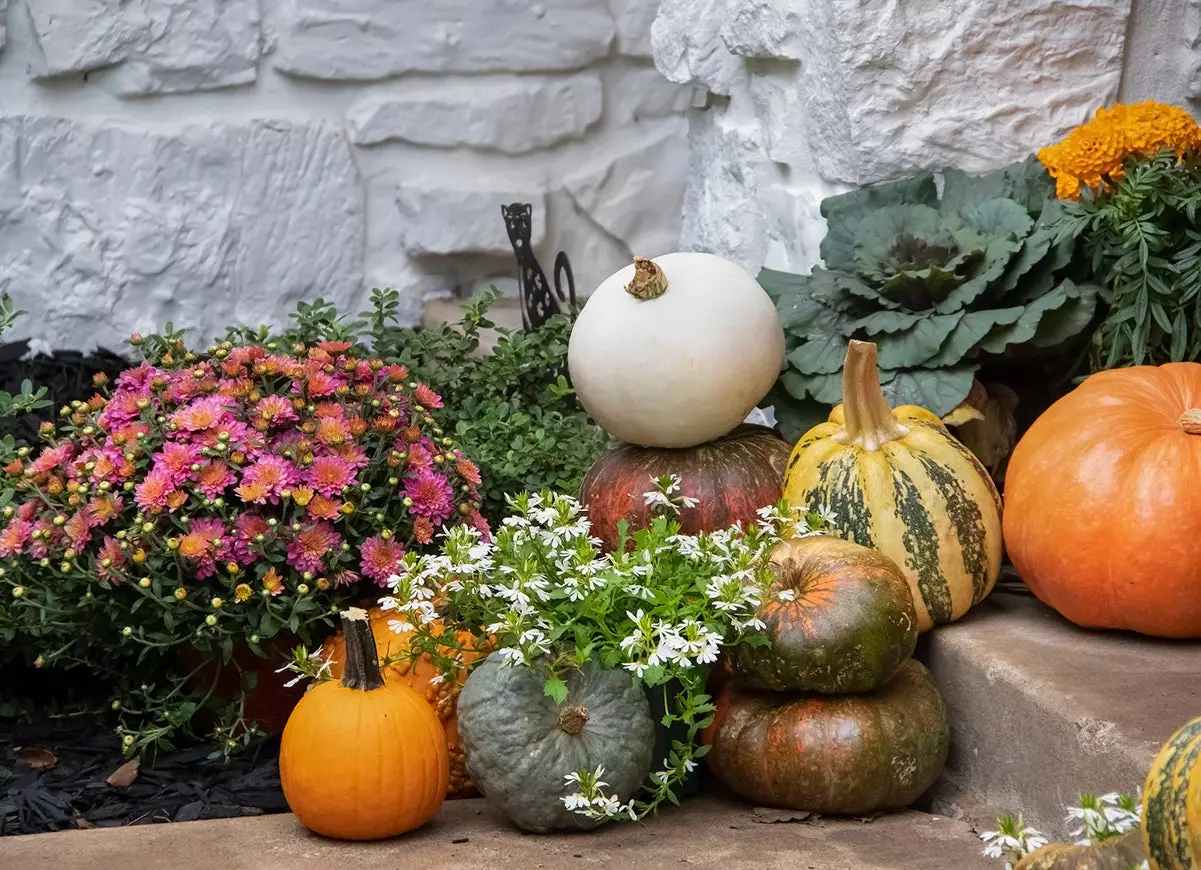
[{"xmin": 567, "ymin": 252, "xmax": 785, "ymax": 449}]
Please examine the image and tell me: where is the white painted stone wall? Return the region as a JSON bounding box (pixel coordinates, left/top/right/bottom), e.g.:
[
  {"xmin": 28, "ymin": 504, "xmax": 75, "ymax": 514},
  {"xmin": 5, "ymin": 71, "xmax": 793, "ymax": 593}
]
[
  {"xmin": 652, "ymin": 0, "xmax": 1201, "ymax": 276},
  {"xmin": 0, "ymin": 0, "xmax": 695, "ymax": 352}
]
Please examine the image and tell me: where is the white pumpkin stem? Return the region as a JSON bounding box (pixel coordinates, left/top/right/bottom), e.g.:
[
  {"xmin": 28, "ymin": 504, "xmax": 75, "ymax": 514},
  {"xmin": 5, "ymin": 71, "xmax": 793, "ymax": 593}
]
[
  {"xmin": 1180, "ymin": 409, "xmax": 1201, "ymax": 434},
  {"xmin": 624, "ymin": 257, "xmax": 669, "ymax": 300},
  {"xmin": 836, "ymin": 341, "xmax": 909, "ymax": 451}
]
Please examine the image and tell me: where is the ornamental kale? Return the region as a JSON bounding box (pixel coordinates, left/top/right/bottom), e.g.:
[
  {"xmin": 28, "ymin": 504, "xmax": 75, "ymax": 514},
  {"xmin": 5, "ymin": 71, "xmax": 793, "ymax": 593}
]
[{"xmin": 761, "ymin": 157, "xmax": 1102, "ymax": 439}]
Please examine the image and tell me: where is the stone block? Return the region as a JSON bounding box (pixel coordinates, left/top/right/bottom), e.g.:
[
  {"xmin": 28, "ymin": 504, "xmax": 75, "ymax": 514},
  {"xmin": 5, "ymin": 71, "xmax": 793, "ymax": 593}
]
[
  {"xmin": 273, "ymin": 0, "xmax": 615, "ymax": 79},
  {"xmin": 610, "ymin": 0, "xmax": 658, "ymax": 58},
  {"xmin": 563, "ymin": 118, "xmax": 689, "ymax": 260},
  {"xmin": 0, "ymin": 0, "xmax": 9, "ymax": 53},
  {"xmin": 651, "ymin": 0, "xmax": 743, "ymax": 96},
  {"xmin": 0, "ymin": 115, "xmax": 363, "ymax": 351},
  {"xmin": 395, "ymin": 184, "xmax": 546, "ymax": 256},
  {"xmin": 347, "ymin": 73, "xmax": 603, "ymax": 153},
  {"xmin": 604, "ymin": 64, "xmax": 694, "ymax": 124},
  {"xmin": 25, "ymin": 0, "xmax": 260, "ymax": 95}
]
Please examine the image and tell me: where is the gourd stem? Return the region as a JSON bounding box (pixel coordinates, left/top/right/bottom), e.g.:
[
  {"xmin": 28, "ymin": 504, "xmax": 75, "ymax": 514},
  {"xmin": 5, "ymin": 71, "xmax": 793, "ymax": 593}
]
[
  {"xmin": 837, "ymin": 341, "xmax": 909, "ymax": 451},
  {"xmin": 339, "ymin": 607, "xmax": 385, "ymax": 692},
  {"xmin": 624, "ymin": 257, "xmax": 668, "ymax": 300},
  {"xmin": 1179, "ymin": 409, "xmax": 1201, "ymax": 434},
  {"xmin": 557, "ymin": 706, "xmax": 589, "ymax": 736}
]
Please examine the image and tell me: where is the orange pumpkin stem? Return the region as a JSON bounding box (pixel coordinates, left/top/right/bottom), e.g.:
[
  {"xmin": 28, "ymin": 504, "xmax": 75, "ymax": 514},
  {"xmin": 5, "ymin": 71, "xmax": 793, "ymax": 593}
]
[
  {"xmin": 1179, "ymin": 409, "xmax": 1201, "ymax": 434},
  {"xmin": 339, "ymin": 607, "xmax": 386, "ymax": 692},
  {"xmin": 624, "ymin": 257, "xmax": 669, "ymax": 300},
  {"xmin": 836, "ymin": 341, "xmax": 909, "ymax": 451}
]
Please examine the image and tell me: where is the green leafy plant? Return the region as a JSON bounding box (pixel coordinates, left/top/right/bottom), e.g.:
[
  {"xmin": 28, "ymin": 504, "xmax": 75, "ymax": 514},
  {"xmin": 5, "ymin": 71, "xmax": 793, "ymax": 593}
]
[
  {"xmin": 980, "ymin": 791, "xmax": 1145, "ymax": 869},
  {"xmin": 226, "ymin": 288, "xmax": 608, "ymax": 525},
  {"xmin": 0, "ymin": 295, "xmax": 51, "ymax": 511},
  {"xmin": 1049, "ymin": 149, "xmax": 1201, "ymax": 370},
  {"xmin": 762, "ymin": 157, "xmax": 1102, "ymax": 439},
  {"xmin": 377, "ymin": 478, "xmax": 839, "ymax": 822}
]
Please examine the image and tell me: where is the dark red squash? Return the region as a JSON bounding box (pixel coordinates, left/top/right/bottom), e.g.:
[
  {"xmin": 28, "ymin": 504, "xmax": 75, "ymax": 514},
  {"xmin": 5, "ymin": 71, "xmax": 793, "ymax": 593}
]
[
  {"xmin": 706, "ymin": 660, "xmax": 949, "ymax": 815},
  {"xmin": 579, "ymin": 423, "xmax": 791, "ymax": 551},
  {"xmin": 731, "ymin": 536, "xmax": 917, "ymax": 693}
]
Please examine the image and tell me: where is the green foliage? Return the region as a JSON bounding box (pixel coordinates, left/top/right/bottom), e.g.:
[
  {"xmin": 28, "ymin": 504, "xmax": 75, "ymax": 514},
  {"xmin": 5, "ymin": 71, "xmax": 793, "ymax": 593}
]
[
  {"xmin": 763, "ymin": 157, "xmax": 1102, "ymax": 440},
  {"xmin": 233, "ymin": 288, "xmax": 609, "ymax": 524},
  {"xmin": 0, "ymin": 295, "xmax": 50, "ymax": 512},
  {"xmin": 1049, "ymin": 149, "xmax": 1201, "ymax": 369}
]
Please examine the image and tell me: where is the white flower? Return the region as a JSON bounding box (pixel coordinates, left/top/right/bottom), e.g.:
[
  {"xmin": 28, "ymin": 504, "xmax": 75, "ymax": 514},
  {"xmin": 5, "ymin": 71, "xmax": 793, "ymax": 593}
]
[
  {"xmin": 816, "ymin": 504, "xmax": 839, "ymax": 527},
  {"xmin": 497, "ymin": 647, "xmax": 527, "ymax": 667},
  {"xmin": 562, "ymin": 793, "xmax": 590, "ymax": 811},
  {"xmin": 624, "ymin": 661, "xmax": 649, "ymax": 678},
  {"xmin": 775, "ymin": 588, "xmax": 797, "ymax": 602},
  {"xmin": 388, "ymin": 618, "xmax": 415, "ymax": 634}
]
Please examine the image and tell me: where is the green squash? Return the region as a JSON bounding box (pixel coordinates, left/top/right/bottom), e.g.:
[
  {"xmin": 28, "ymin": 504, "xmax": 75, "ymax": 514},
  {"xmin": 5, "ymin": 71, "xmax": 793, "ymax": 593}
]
[
  {"xmin": 731, "ymin": 536, "xmax": 917, "ymax": 693},
  {"xmin": 706, "ymin": 659, "xmax": 948, "ymax": 815},
  {"xmin": 457, "ymin": 652, "xmax": 654, "ymax": 833},
  {"xmin": 1017, "ymin": 830, "xmax": 1146, "ymax": 869},
  {"xmin": 1144, "ymin": 715, "xmax": 1201, "ymax": 869}
]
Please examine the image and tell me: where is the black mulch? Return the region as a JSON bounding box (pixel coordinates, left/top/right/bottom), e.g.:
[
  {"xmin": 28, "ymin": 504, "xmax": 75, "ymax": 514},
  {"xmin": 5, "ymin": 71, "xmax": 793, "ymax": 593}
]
[
  {"xmin": 0, "ymin": 718, "xmax": 287, "ymax": 836},
  {"xmin": 0, "ymin": 341, "xmax": 131, "ymax": 445}
]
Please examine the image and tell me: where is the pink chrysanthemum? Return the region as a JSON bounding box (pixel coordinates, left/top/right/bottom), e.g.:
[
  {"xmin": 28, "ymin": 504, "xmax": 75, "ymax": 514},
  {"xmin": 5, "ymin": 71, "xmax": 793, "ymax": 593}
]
[
  {"xmin": 330, "ymin": 443, "xmax": 369, "ymax": 470},
  {"xmin": 360, "ymin": 535, "xmax": 405, "ymax": 584},
  {"xmin": 414, "ymin": 383, "xmax": 443, "ymax": 410},
  {"xmin": 171, "ymin": 395, "xmax": 233, "ymax": 432},
  {"xmin": 31, "ymin": 443, "xmax": 75, "ymax": 475},
  {"xmin": 86, "ymin": 495, "xmax": 124, "ymax": 526},
  {"xmin": 305, "ymin": 455, "xmax": 356, "ymax": 497},
  {"xmin": 287, "ymin": 522, "xmax": 340, "ymax": 574},
  {"xmin": 455, "ymin": 457, "xmax": 482, "ymax": 486},
  {"xmin": 404, "ymin": 469, "xmax": 455, "ymax": 524},
  {"xmin": 134, "ymin": 468, "xmax": 176, "ymax": 512},
  {"xmin": 304, "ymin": 371, "xmax": 341, "ymax": 397},
  {"xmin": 254, "ymin": 394, "xmax": 297, "ymax": 426},
  {"xmin": 405, "ymin": 439, "xmax": 435, "ymax": 471},
  {"xmin": 97, "ymin": 393, "xmax": 144, "ymax": 429},
  {"xmin": 233, "ymin": 513, "xmax": 271, "ymax": 564},
  {"xmin": 466, "ymin": 508, "xmax": 492, "ymax": 542},
  {"xmin": 97, "ymin": 537, "xmax": 127, "ymax": 583},
  {"xmin": 63, "ymin": 509, "xmax": 95, "ymax": 549},
  {"xmin": 28, "ymin": 520, "xmax": 56, "ymax": 559},
  {"xmin": 0, "ymin": 520, "xmax": 32, "ymax": 557},
  {"xmin": 196, "ymin": 461, "xmax": 237, "ymax": 499},
  {"xmin": 240, "ymin": 455, "xmax": 298, "ymax": 502},
  {"xmin": 114, "ymin": 362, "xmax": 161, "ymax": 393},
  {"xmin": 156, "ymin": 442, "xmax": 200, "ymax": 483}
]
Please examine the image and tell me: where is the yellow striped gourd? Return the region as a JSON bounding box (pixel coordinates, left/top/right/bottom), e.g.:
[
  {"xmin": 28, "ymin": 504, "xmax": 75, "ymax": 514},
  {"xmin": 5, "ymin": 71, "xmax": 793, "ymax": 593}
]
[
  {"xmin": 1143, "ymin": 716, "xmax": 1201, "ymax": 869},
  {"xmin": 782, "ymin": 341, "xmax": 1002, "ymax": 632}
]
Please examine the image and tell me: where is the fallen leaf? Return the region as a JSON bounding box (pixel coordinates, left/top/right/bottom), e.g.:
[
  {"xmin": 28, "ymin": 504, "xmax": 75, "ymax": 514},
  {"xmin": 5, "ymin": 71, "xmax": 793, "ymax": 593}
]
[
  {"xmin": 751, "ymin": 807, "xmax": 812, "ymax": 824},
  {"xmin": 106, "ymin": 759, "xmax": 140, "ymax": 788},
  {"xmin": 15, "ymin": 747, "xmax": 56, "ymax": 769}
]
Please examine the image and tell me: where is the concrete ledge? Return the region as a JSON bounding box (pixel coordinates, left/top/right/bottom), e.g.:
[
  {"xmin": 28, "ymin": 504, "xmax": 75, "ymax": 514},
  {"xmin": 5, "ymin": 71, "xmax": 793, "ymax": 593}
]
[
  {"xmin": 923, "ymin": 591, "xmax": 1201, "ymax": 837},
  {"xmin": 2, "ymin": 795, "xmax": 994, "ymax": 870}
]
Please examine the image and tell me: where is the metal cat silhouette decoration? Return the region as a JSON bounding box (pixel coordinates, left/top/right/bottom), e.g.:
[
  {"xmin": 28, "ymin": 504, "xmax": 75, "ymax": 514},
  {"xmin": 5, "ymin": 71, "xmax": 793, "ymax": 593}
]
[{"xmin": 502, "ymin": 203, "xmax": 577, "ymax": 332}]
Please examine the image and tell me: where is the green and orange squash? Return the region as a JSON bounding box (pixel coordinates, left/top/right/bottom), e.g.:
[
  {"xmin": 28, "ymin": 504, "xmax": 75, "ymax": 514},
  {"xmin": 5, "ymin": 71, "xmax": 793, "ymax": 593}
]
[
  {"xmin": 782, "ymin": 340, "xmax": 1003, "ymax": 631},
  {"xmin": 1143, "ymin": 715, "xmax": 1201, "ymax": 869},
  {"xmin": 730, "ymin": 536, "xmax": 917, "ymax": 693},
  {"xmin": 578, "ymin": 423, "xmax": 791, "ymax": 552},
  {"xmin": 705, "ymin": 659, "xmax": 949, "ymax": 815}
]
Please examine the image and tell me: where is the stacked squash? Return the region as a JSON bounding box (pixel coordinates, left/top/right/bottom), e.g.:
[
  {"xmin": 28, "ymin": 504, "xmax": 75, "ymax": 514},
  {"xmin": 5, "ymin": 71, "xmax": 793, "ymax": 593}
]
[
  {"xmin": 705, "ymin": 534, "xmax": 950, "ymax": 815},
  {"xmin": 570, "ymin": 253, "xmax": 793, "ymax": 545}
]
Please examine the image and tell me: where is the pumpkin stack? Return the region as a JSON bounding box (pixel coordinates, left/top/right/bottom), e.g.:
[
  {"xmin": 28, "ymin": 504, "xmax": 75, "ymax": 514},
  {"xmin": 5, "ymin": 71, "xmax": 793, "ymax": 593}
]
[
  {"xmin": 569, "ymin": 253, "xmax": 792, "ymax": 547},
  {"xmin": 704, "ymin": 535, "xmax": 951, "ymax": 815}
]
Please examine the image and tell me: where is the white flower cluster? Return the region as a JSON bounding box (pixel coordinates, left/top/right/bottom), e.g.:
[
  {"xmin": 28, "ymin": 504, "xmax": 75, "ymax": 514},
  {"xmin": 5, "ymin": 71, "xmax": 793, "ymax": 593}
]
[{"xmin": 980, "ymin": 792, "xmax": 1144, "ymax": 868}]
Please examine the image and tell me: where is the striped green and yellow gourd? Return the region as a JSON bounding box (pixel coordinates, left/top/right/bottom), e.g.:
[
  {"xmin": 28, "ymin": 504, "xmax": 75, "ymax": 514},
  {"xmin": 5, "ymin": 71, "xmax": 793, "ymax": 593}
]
[
  {"xmin": 782, "ymin": 341, "xmax": 1002, "ymax": 632},
  {"xmin": 1144, "ymin": 716, "xmax": 1201, "ymax": 869}
]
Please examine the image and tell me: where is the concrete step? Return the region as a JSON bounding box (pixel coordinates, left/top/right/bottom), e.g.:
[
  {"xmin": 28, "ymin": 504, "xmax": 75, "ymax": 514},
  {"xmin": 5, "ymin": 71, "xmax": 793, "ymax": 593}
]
[
  {"xmin": 2, "ymin": 795, "xmax": 994, "ymax": 870},
  {"xmin": 921, "ymin": 589, "xmax": 1201, "ymax": 838}
]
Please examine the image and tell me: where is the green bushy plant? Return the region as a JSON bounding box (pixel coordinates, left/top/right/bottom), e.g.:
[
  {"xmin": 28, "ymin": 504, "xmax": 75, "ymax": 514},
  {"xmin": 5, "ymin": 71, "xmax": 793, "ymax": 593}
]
[{"xmin": 0, "ymin": 295, "xmax": 51, "ymax": 511}]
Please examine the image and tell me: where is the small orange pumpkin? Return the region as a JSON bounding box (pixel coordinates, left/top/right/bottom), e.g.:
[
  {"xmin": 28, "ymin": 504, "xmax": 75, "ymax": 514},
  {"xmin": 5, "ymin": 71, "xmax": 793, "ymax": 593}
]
[
  {"xmin": 281, "ymin": 607, "xmax": 449, "ymax": 840},
  {"xmin": 1004, "ymin": 363, "xmax": 1201, "ymax": 637},
  {"xmin": 320, "ymin": 606, "xmax": 484, "ymax": 798}
]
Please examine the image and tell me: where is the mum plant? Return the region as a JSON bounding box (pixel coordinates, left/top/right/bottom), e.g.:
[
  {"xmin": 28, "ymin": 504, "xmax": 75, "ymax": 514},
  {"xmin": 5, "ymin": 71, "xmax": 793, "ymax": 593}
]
[
  {"xmin": 1040, "ymin": 101, "xmax": 1201, "ymax": 369},
  {"xmin": 378, "ymin": 477, "xmax": 838, "ymax": 823},
  {"xmin": 0, "ymin": 329, "xmax": 485, "ymax": 753},
  {"xmin": 761, "ymin": 157, "xmax": 1102, "ymax": 440}
]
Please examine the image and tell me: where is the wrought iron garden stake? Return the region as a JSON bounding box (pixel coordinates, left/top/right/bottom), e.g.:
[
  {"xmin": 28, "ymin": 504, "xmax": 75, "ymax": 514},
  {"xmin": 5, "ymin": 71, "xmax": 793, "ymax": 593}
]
[{"xmin": 501, "ymin": 204, "xmax": 577, "ymax": 332}]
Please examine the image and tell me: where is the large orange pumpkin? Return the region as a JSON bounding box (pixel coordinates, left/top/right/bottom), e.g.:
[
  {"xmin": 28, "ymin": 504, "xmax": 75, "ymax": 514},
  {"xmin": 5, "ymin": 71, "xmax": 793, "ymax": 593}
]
[
  {"xmin": 320, "ymin": 607, "xmax": 484, "ymax": 797},
  {"xmin": 1004, "ymin": 363, "xmax": 1201, "ymax": 637},
  {"xmin": 280, "ymin": 607, "xmax": 448, "ymax": 840}
]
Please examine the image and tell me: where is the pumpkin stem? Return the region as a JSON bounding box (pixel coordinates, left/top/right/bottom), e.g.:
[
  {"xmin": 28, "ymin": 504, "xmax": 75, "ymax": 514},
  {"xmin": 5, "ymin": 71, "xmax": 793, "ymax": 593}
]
[
  {"xmin": 339, "ymin": 607, "xmax": 386, "ymax": 692},
  {"xmin": 1180, "ymin": 409, "xmax": 1201, "ymax": 434},
  {"xmin": 557, "ymin": 706, "xmax": 589, "ymax": 736},
  {"xmin": 624, "ymin": 257, "xmax": 668, "ymax": 300},
  {"xmin": 835, "ymin": 341, "xmax": 909, "ymax": 451}
]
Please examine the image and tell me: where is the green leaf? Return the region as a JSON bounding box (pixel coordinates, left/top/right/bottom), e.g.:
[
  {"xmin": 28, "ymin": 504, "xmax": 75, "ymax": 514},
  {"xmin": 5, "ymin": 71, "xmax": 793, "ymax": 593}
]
[
  {"xmin": 925, "ymin": 307, "xmax": 1024, "ymax": 366},
  {"xmin": 874, "ymin": 314, "xmax": 962, "ymax": 369},
  {"xmin": 820, "ymin": 174, "xmax": 939, "ymax": 270},
  {"xmin": 544, "ymin": 677, "xmax": 569, "ymax": 705},
  {"xmin": 879, "ymin": 365, "xmax": 978, "ymax": 417}
]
